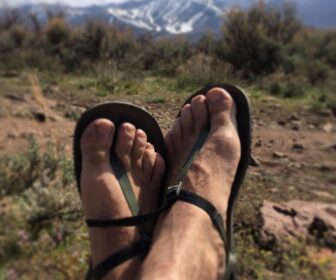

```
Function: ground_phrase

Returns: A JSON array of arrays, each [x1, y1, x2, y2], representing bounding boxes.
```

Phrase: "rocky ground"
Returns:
[[0, 74, 335, 279]]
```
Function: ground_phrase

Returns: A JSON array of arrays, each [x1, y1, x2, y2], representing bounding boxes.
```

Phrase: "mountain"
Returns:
[[1, 0, 335, 40]]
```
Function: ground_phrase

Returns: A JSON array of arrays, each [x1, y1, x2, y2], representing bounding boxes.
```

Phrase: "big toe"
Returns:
[[206, 88, 235, 127], [80, 118, 115, 166]]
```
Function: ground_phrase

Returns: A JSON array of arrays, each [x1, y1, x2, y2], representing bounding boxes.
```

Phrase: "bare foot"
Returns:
[[140, 88, 241, 280], [80, 119, 165, 279]]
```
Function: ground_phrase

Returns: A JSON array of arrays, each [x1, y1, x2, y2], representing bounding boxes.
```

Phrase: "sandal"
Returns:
[[73, 102, 167, 280], [162, 84, 252, 280]]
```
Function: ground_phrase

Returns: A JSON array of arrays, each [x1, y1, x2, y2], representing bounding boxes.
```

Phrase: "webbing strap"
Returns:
[[175, 128, 209, 184], [86, 186, 230, 279], [88, 239, 150, 280], [110, 153, 139, 216]]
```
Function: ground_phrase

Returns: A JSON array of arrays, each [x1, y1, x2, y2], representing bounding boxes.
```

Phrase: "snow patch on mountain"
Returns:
[[105, 0, 224, 34]]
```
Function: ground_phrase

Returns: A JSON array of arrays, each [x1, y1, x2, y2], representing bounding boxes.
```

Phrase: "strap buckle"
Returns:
[[165, 182, 182, 201]]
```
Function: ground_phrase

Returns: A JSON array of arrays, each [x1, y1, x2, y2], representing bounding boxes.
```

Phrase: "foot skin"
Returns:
[[140, 88, 241, 280], [80, 119, 165, 280]]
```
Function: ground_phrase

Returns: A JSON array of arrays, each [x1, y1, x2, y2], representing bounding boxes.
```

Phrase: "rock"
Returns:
[[272, 151, 287, 159], [289, 114, 300, 121], [0, 70, 18, 77], [259, 200, 336, 250], [277, 119, 286, 126], [291, 124, 300, 131], [288, 162, 302, 169], [4, 94, 25, 102], [317, 164, 333, 172], [255, 140, 262, 147], [250, 155, 262, 167], [312, 191, 334, 199], [32, 111, 47, 122], [322, 122, 333, 133], [321, 144, 336, 151], [292, 143, 304, 151], [318, 108, 334, 117], [7, 132, 18, 139]]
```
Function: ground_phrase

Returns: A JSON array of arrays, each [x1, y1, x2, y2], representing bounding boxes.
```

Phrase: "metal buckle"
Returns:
[[166, 181, 182, 196], [165, 181, 183, 203]]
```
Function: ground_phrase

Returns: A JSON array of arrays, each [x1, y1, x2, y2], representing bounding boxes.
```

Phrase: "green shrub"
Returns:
[[9, 25, 27, 48], [176, 53, 234, 88], [45, 17, 71, 47], [222, 3, 301, 79]]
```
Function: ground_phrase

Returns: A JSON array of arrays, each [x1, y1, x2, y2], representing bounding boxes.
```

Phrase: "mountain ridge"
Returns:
[[1, 0, 335, 40]]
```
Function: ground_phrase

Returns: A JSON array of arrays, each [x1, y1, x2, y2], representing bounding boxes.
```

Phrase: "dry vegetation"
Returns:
[[0, 2, 335, 279]]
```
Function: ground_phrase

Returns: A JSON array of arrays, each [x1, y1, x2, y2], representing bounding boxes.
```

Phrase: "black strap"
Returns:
[[89, 238, 150, 280], [86, 185, 226, 248], [86, 189, 179, 228], [86, 184, 227, 278], [178, 190, 226, 244]]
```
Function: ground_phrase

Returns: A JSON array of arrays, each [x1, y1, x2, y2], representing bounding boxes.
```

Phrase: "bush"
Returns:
[[176, 53, 234, 88], [45, 17, 71, 47], [140, 36, 192, 75], [269, 80, 305, 98], [222, 3, 301, 79]]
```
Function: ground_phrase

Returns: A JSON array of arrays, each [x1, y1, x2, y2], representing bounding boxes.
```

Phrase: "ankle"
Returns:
[[149, 202, 225, 278]]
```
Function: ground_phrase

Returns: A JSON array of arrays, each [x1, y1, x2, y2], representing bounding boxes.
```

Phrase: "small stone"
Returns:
[[319, 165, 332, 172], [273, 151, 287, 159], [7, 132, 18, 139], [277, 119, 286, 126], [288, 162, 302, 169], [321, 144, 336, 151], [308, 124, 316, 129], [292, 143, 304, 151], [312, 191, 334, 199], [255, 140, 262, 147], [322, 123, 333, 133], [318, 109, 334, 117], [289, 114, 300, 121], [291, 124, 300, 131], [250, 155, 262, 167], [32, 112, 47, 122]]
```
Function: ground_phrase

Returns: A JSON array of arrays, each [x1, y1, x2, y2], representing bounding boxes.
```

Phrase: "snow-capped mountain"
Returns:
[[106, 0, 225, 35], [1, 0, 335, 39]]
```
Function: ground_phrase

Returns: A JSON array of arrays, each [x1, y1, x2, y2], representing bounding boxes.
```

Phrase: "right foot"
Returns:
[[80, 119, 165, 279], [140, 88, 241, 280]]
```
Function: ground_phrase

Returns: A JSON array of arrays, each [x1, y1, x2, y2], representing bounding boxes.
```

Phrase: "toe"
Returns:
[[80, 119, 115, 165], [151, 153, 165, 184], [115, 123, 136, 169], [171, 118, 183, 149], [165, 130, 175, 157], [131, 129, 147, 167], [206, 88, 234, 126], [191, 95, 209, 132], [180, 104, 193, 137], [142, 144, 156, 179]]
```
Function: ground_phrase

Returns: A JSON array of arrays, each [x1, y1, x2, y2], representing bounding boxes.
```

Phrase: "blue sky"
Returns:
[[1, 0, 142, 7]]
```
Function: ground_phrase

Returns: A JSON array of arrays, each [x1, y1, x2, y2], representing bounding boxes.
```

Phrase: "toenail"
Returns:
[[136, 129, 146, 139], [192, 95, 205, 103], [95, 122, 113, 137], [123, 123, 134, 132], [208, 90, 224, 102]]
